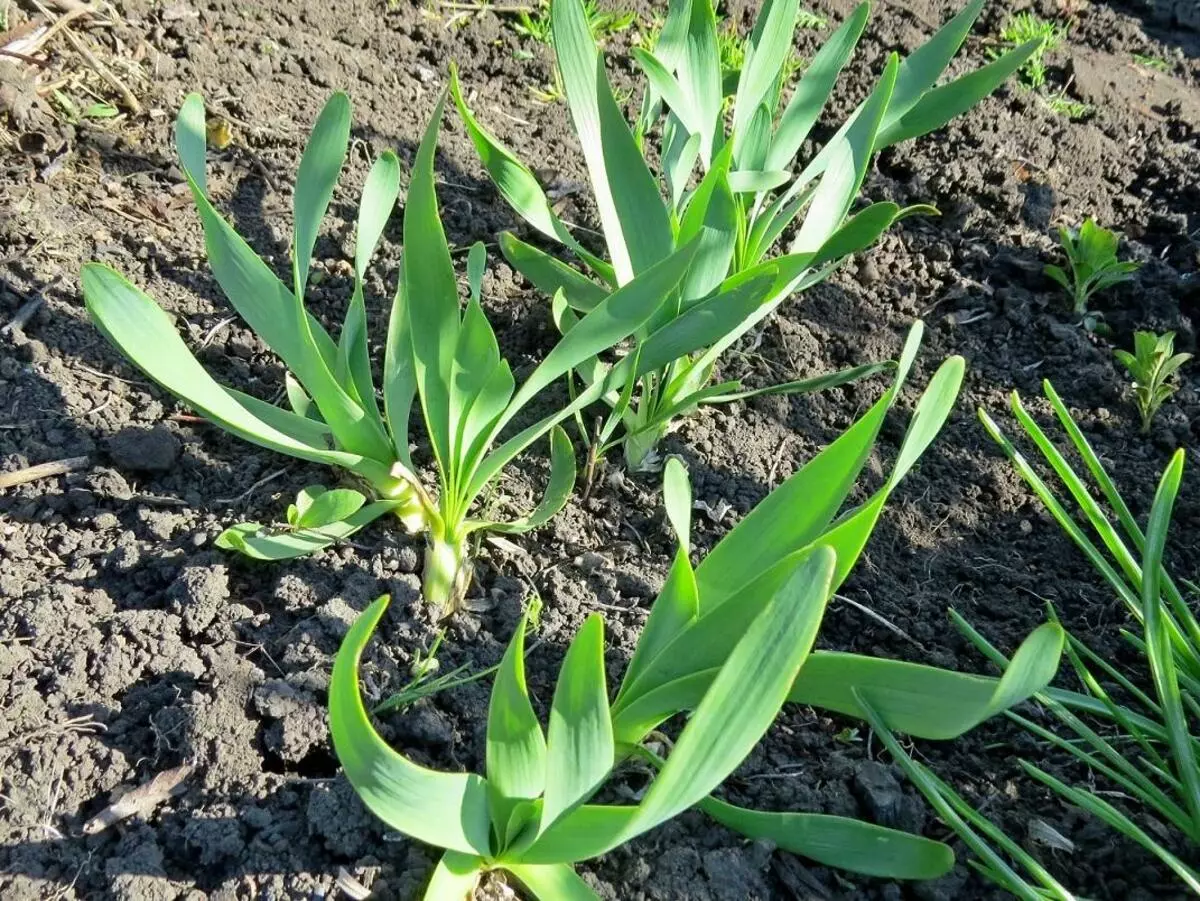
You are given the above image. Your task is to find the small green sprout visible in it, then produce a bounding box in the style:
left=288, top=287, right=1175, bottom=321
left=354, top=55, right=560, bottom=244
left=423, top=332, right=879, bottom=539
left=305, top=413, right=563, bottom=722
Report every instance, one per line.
left=1114, top=331, right=1192, bottom=434
left=990, top=12, right=1066, bottom=88
left=1132, top=52, right=1170, bottom=73
left=1044, top=218, right=1141, bottom=316
left=1041, top=88, right=1091, bottom=119
left=512, top=0, right=636, bottom=44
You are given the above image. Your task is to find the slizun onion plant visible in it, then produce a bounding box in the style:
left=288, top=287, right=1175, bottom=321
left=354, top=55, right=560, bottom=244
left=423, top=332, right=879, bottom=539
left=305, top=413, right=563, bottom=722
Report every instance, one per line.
left=331, top=330, right=1066, bottom=899
left=81, top=91, right=712, bottom=613
left=453, top=0, right=1040, bottom=471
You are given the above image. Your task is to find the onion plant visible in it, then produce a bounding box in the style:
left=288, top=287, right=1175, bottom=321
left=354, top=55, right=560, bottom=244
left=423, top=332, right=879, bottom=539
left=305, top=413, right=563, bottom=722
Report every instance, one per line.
left=958, top=381, right=1200, bottom=893
left=81, top=91, right=700, bottom=612
left=453, top=0, right=1039, bottom=470
left=878, top=383, right=1200, bottom=897
left=330, top=330, right=1066, bottom=898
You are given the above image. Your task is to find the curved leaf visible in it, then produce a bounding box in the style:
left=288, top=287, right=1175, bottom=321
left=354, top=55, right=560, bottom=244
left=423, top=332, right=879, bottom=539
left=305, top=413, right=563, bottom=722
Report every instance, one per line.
left=328, top=596, right=493, bottom=855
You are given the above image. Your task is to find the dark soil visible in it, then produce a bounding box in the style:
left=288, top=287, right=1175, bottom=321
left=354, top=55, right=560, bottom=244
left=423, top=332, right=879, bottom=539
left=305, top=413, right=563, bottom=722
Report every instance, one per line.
left=2, top=0, right=1198, bottom=899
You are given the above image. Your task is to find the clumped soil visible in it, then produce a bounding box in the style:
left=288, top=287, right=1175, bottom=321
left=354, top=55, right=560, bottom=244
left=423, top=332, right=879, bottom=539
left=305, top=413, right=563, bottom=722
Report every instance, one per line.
left=2, top=0, right=1199, bottom=898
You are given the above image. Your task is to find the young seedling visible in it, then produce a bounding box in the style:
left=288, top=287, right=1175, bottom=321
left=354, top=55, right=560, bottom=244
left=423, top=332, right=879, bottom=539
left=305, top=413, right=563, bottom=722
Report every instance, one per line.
left=1132, top=52, right=1171, bottom=73
left=455, top=0, right=1041, bottom=470
left=1044, top=218, right=1141, bottom=316
left=331, top=466, right=1063, bottom=900
left=82, top=91, right=699, bottom=613
left=511, top=0, right=636, bottom=44
left=1114, top=330, right=1192, bottom=434
left=990, top=11, right=1066, bottom=89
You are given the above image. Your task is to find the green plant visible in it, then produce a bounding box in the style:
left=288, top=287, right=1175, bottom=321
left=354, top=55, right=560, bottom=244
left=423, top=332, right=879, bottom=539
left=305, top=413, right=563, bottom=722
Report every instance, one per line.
left=950, top=380, right=1200, bottom=894
left=1042, top=87, right=1090, bottom=119
left=1132, top=52, right=1171, bottom=73
left=1114, top=330, right=1192, bottom=434
left=990, top=11, right=1066, bottom=89
left=868, top=717, right=1079, bottom=900
left=331, top=363, right=1065, bottom=897
left=512, top=0, right=636, bottom=44
left=81, top=91, right=698, bottom=613
left=1044, top=218, right=1141, bottom=316
left=454, top=0, right=1039, bottom=471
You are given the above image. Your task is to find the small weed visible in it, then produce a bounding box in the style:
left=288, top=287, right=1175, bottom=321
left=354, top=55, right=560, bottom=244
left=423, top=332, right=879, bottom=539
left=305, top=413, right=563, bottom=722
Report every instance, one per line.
left=1045, top=217, right=1141, bottom=316
left=1114, top=331, right=1192, bottom=434
left=1132, top=52, right=1170, bottom=72
left=512, top=0, right=636, bottom=44
left=1042, top=88, right=1091, bottom=119
left=990, top=12, right=1067, bottom=89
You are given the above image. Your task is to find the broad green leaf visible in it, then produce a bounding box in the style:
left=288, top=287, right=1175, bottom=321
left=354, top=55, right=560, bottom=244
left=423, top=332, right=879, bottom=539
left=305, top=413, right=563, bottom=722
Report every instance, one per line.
left=294, top=487, right=366, bottom=529
left=470, top=426, right=576, bottom=535
left=662, top=457, right=692, bottom=552
left=518, top=805, right=635, bottom=864
left=699, top=797, right=953, bottom=879
left=767, top=2, right=869, bottom=170
left=677, top=150, right=739, bottom=304
left=810, top=203, right=938, bottom=269
left=881, top=0, right=987, bottom=133
left=283, top=372, right=316, bottom=420
left=675, top=0, right=722, bottom=167
left=226, top=387, right=331, bottom=447
left=383, top=277, right=417, bottom=467
left=631, top=47, right=699, bottom=136
left=507, top=863, right=600, bottom=901
left=616, top=548, right=836, bottom=844
left=664, top=126, right=702, bottom=211
left=174, top=94, right=339, bottom=370
left=214, top=499, right=398, bottom=560
left=338, top=148, right=399, bottom=437
left=292, top=93, right=350, bottom=300
left=328, top=596, right=492, bottom=855
left=693, top=390, right=890, bottom=610
left=423, top=852, right=483, bottom=901
left=615, top=463, right=698, bottom=702
left=487, top=611, right=547, bottom=842
left=540, top=615, right=614, bottom=835
left=450, top=67, right=615, bottom=284
left=791, top=54, right=898, bottom=255
left=726, top=169, right=791, bottom=194
left=499, top=232, right=609, bottom=314
left=731, top=0, right=800, bottom=166
left=875, top=41, right=1040, bottom=149
left=81, top=264, right=388, bottom=484
left=355, top=151, right=401, bottom=277
left=552, top=0, right=673, bottom=284
left=405, top=90, right=460, bottom=484
left=788, top=621, right=1065, bottom=739
left=449, top=275, right=504, bottom=492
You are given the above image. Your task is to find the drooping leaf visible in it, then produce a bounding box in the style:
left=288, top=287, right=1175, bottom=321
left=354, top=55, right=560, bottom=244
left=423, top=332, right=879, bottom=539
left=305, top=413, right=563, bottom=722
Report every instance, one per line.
left=699, top=797, right=954, bottom=880
left=328, top=596, right=492, bottom=855
left=788, top=621, right=1065, bottom=739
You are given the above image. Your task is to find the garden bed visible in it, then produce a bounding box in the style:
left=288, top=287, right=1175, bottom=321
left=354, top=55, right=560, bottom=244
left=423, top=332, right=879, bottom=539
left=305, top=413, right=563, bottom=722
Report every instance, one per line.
left=1, top=0, right=1198, bottom=898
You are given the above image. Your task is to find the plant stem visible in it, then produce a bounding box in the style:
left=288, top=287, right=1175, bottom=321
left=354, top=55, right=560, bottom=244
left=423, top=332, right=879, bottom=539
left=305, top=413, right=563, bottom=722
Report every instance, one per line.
left=423, top=531, right=473, bottom=615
